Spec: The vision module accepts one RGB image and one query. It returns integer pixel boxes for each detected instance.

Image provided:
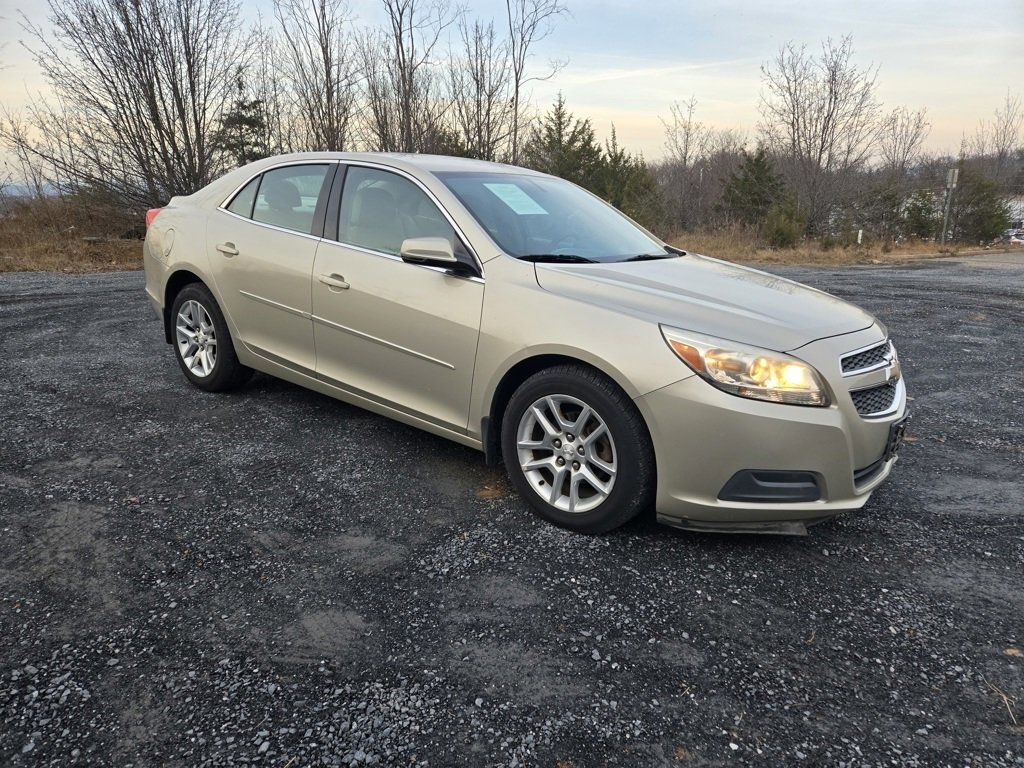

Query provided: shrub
[902,189,940,240]
[761,201,805,248]
[950,170,1011,243]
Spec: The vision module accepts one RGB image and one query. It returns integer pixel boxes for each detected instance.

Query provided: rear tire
[501,364,655,533]
[170,283,252,392]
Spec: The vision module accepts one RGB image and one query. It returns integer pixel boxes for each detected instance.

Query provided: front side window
[338,166,457,256]
[251,164,330,234]
[435,171,665,262]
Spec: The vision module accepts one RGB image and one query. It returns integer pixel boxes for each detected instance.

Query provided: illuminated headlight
[661,326,830,406]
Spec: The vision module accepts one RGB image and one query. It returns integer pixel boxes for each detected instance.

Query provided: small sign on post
[940,168,959,245]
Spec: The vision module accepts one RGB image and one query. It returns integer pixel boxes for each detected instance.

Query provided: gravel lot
[1,253,1022,767]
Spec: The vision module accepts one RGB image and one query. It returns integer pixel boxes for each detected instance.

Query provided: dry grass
[0,197,999,274]
[670,227,963,266]
[0,195,143,273]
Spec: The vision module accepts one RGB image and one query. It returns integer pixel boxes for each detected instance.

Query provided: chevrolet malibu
[143,153,908,535]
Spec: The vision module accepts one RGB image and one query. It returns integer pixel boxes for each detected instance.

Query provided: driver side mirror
[400,236,458,268]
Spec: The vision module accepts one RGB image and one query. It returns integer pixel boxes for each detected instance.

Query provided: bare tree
[1,0,249,207]
[658,97,745,230]
[880,106,930,179]
[505,0,567,164]
[361,0,454,153]
[274,0,359,152]
[246,17,291,156]
[662,97,713,168]
[758,36,882,232]
[448,18,515,160]
[663,98,745,163]
[855,107,930,240]
[968,90,1023,184]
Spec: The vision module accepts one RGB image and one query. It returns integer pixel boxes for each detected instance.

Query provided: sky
[0,0,1021,160]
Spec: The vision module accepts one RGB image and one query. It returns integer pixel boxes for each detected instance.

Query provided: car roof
[250,152,544,177]
[189,152,547,209]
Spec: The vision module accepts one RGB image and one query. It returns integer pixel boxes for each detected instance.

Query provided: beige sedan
[143,153,908,534]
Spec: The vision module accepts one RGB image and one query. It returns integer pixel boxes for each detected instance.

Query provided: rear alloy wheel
[501,364,654,533]
[176,299,218,378]
[170,283,252,392]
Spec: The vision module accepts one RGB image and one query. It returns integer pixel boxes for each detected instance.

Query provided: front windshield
[434,171,666,262]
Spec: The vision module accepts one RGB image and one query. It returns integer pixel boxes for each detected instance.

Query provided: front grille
[850,381,898,416]
[841,341,890,374]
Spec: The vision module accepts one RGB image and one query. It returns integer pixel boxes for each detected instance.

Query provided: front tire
[171,283,252,392]
[501,364,655,533]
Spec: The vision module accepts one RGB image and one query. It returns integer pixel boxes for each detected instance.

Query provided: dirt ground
[0,253,1022,766]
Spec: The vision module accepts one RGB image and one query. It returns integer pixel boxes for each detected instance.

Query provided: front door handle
[216,242,239,257]
[318,273,350,291]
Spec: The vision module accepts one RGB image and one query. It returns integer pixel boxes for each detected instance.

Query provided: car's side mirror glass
[400,236,458,267]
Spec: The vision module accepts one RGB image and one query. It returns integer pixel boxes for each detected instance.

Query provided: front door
[311,165,484,432]
[209,163,334,373]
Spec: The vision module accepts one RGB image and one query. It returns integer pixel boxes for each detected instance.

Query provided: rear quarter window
[225,176,260,218]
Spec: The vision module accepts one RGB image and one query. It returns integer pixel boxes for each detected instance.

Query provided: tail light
[146,208,163,228]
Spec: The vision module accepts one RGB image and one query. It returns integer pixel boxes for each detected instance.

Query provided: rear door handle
[216,242,239,257]
[318,273,350,291]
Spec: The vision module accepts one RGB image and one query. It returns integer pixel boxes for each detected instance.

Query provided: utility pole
[940,168,959,246]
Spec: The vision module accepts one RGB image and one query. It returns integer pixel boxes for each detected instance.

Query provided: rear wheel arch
[169,282,252,391]
[483,354,651,466]
[163,270,205,343]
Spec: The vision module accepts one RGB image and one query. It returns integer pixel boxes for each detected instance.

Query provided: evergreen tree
[214,76,272,167]
[593,127,662,230]
[719,147,784,226]
[901,189,940,240]
[521,94,603,188]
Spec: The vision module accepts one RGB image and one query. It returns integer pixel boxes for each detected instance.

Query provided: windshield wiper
[518,253,598,264]
[621,252,678,262]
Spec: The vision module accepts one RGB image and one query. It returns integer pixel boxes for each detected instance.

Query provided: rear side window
[251,164,330,234]
[226,176,259,218]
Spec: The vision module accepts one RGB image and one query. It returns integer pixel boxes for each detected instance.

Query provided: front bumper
[635,325,907,534]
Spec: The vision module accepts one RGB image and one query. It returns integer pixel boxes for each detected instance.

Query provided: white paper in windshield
[483,183,548,215]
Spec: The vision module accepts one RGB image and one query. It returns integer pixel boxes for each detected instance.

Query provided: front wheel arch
[483,354,653,468]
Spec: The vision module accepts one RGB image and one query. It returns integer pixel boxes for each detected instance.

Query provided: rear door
[311,164,484,433]
[208,163,336,374]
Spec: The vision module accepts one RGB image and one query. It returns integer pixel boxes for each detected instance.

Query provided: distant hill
[1,182,48,199]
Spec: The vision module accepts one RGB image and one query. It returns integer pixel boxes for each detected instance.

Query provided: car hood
[534,254,877,352]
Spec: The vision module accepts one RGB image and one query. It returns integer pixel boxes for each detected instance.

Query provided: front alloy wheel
[516,394,617,514]
[501,364,655,534]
